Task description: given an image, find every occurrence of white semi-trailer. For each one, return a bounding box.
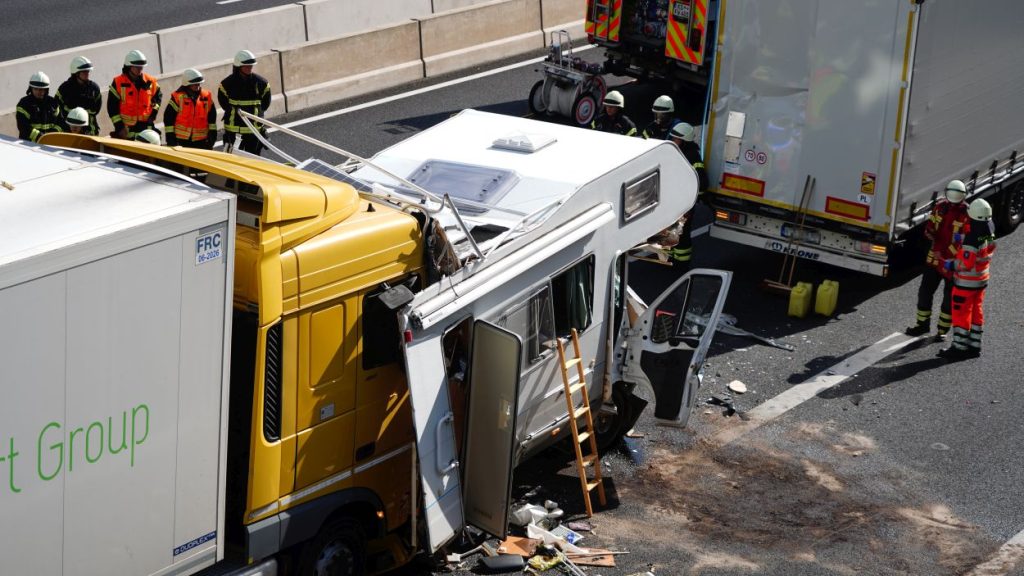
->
[704,0,1024,275]
[586,0,1024,274]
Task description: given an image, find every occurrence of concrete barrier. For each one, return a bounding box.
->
[279,22,423,112]
[540,0,587,43]
[432,0,497,12]
[154,5,306,72]
[418,0,544,77]
[0,34,160,119]
[300,0,431,42]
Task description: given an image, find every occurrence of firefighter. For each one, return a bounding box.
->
[16,72,63,142]
[65,107,90,134]
[219,50,271,155]
[590,90,637,136]
[136,129,161,145]
[56,56,102,135]
[165,68,217,149]
[939,199,996,360]
[905,180,970,339]
[667,122,706,270]
[108,50,162,140]
[642,95,680,140]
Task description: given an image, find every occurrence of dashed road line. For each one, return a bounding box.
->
[712,332,921,445]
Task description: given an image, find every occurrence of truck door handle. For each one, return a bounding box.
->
[435,412,459,475]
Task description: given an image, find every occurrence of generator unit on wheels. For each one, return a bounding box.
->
[528,30,607,126]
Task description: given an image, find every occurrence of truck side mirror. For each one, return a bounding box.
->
[378,284,415,310]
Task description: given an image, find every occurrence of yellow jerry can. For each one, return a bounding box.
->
[815,279,839,316]
[788,282,813,318]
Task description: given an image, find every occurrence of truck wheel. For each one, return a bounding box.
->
[996,183,1023,234]
[594,385,633,453]
[298,517,366,576]
[572,93,598,127]
[528,80,547,115]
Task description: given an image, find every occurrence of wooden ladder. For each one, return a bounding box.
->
[557,328,606,517]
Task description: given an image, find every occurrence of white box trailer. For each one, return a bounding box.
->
[0,137,236,576]
[703,0,1024,275]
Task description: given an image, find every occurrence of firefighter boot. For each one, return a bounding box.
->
[937,345,971,361]
[904,322,930,337]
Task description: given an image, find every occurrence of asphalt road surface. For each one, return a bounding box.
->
[0,0,295,61]
[258,48,1024,575]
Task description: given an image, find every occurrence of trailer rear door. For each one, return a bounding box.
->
[707,0,918,234]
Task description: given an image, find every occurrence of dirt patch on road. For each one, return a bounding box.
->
[597,430,998,575]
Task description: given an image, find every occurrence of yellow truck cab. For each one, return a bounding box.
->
[36,133,422,575]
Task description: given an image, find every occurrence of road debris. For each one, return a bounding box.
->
[727,380,748,394]
[715,313,797,351]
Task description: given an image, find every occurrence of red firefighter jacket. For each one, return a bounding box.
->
[923,199,969,278]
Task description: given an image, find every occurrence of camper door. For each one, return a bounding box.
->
[623,269,731,426]
[403,320,522,553]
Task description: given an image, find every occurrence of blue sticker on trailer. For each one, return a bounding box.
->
[174,531,217,556]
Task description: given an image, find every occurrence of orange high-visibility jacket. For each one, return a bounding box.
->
[168,88,216,142]
[108,73,160,129]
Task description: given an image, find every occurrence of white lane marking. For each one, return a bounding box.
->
[693,223,710,238]
[273,45,596,132]
[966,528,1024,576]
[712,332,920,445]
[216,0,246,4]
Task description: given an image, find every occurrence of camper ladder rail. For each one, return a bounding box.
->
[557,329,606,517]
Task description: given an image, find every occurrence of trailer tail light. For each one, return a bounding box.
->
[714,209,747,226]
[404,330,413,343]
[856,242,887,255]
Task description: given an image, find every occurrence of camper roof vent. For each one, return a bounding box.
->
[491,132,556,153]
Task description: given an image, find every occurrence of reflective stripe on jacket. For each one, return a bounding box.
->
[109,73,160,128]
[16,93,63,142]
[169,88,216,142]
[218,70,271,134]
[953,228,996,290]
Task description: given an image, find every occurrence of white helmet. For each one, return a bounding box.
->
[66,107,89,127]
[652,95,674,114]
[670,122,696,142]
[603,90,625,108]
[70,56,93,75]
[967,198,993,221]
[124,50,147,67]
[136,129,161,145]
[233,50,257,67]
[181,68,204,86]
[944,179,967,204]
[29,71,50,89]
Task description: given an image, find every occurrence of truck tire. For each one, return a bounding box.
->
[528,80,547,115]
[996,182,1023,235]
[298,517,366,576]
[593,385,634,453]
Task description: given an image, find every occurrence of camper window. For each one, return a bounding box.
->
[497,286,556,366]
[551,255,595,336]
[622,169,660,221]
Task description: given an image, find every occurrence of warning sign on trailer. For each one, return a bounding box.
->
[861,172,877,195]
